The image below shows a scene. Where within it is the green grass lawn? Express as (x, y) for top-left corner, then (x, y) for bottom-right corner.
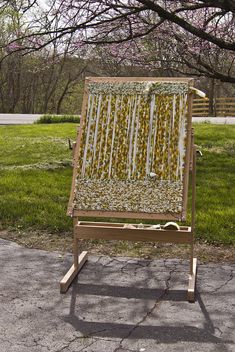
(0, 123), (234, 246)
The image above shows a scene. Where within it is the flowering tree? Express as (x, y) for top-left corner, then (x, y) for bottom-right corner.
(0, 1), (87, 113)
(2, 0), (235, 82)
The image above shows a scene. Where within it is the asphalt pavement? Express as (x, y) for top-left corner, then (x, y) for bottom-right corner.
(0, 238), (234, 352)
(0, 114), (41, 124)
(193, 117), (235, 124)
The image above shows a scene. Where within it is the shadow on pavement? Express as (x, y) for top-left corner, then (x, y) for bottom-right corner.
(63, 277), (231, 346)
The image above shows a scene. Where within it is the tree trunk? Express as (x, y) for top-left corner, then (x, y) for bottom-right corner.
(208, 78), (215, 116)
(56, 79), (71, 114)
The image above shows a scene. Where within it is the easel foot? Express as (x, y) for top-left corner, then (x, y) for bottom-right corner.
(187, 257), (197, 302)
(60, 251), (88, 293)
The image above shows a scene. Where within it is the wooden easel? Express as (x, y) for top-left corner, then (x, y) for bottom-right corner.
(60, 77), (198, 302)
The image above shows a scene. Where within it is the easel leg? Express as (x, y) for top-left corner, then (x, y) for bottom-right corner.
(187, 140), (197, 302)
(60, 220), (88, 293)
(187, 243), (197, 302)
(73, 232), (79, 268)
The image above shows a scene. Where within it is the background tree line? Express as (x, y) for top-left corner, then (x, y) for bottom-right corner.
(0, 0), (234, 115)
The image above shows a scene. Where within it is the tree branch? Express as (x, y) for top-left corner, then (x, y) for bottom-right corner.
(137, 0), (235, 51)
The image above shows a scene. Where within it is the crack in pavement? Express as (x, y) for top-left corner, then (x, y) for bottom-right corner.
(54, 329), (109, 352)
(76, 340), (97, 352)
(112, 264), (177, 352)
(92, 256), (103, 265)
(54, 336), (91, 352)
(0, 337), (50, 352)
(120, 259), (149, 275)
(213, 269), (233, 293)
(214, 326), (223, 338)
(113, 348), (141, 352)
(101, 257), (145, 274)
(103, 258), (119, 267)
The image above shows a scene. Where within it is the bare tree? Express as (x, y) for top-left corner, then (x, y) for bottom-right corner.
(3, 0), (234, 82)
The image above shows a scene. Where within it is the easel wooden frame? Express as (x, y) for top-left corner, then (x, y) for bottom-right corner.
(60, 77), (197, 302)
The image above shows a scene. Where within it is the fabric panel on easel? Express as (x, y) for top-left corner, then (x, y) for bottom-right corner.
(73, 81), (189, 214)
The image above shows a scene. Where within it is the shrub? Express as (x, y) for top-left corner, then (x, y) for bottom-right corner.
(35, 114), (80, 124)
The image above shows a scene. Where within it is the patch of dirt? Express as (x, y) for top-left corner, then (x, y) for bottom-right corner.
(0, 229), (234, 263)
(201, 141), (235, 156)
(0, 160), (72, 171)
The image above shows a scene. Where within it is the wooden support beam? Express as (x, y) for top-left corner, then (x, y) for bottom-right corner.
(187, 257), (197, 302)
(60, 251), (88, 293)
(76, 222), (193, 244)
(73, 209), (181, 221)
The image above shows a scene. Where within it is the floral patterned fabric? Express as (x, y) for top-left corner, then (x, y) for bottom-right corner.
(73, 80), (189, 215)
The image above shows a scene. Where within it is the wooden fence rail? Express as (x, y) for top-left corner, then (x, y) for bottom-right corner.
(192, 97), (235, 117)
(216, 98), (235, 117)
(192, 98), (209, 116)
